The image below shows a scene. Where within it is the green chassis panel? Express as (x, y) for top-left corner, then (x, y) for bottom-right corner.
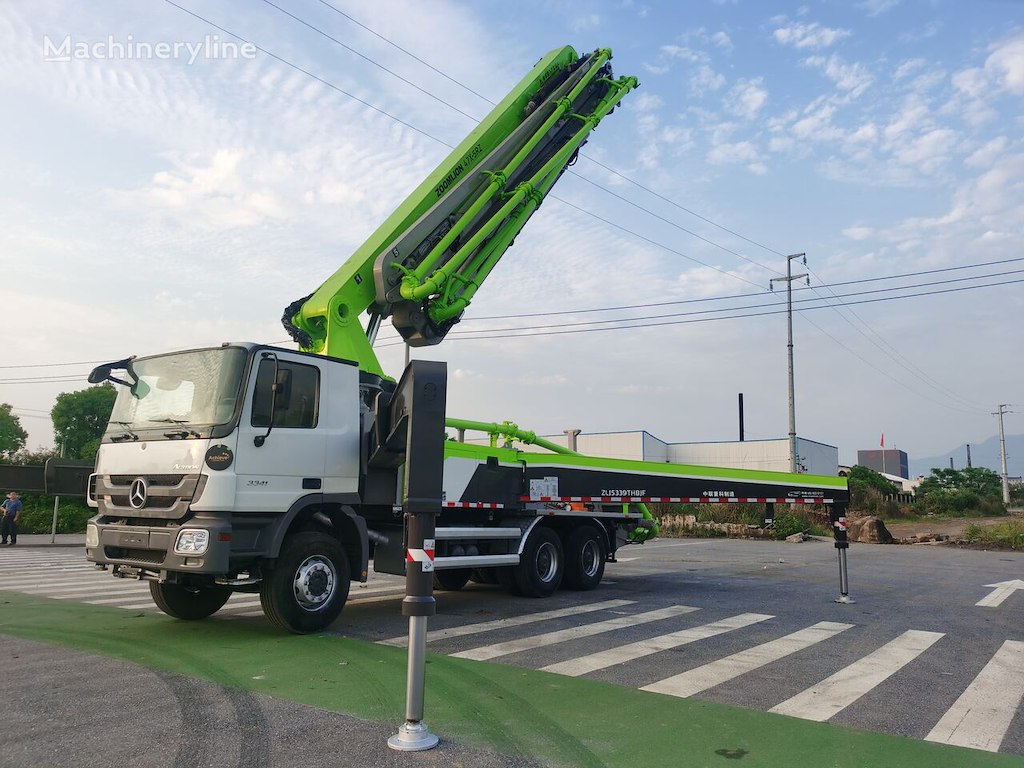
(443, 441), (849, 507)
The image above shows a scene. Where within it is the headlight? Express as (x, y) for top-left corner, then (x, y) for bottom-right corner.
(85, 523), (99, 548)
(174, 529), (210, 555)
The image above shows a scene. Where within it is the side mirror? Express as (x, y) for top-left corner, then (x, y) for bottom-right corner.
(88, 365), (111, 384)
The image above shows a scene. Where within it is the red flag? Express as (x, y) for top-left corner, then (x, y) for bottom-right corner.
(880, 433), (885, 448)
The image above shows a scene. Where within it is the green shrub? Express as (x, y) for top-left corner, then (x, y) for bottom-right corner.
(962, 521), (1024, 549)
(13, 493), (93, 534)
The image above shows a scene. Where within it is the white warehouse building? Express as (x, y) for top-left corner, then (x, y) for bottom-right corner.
(463, 429), (840, 476)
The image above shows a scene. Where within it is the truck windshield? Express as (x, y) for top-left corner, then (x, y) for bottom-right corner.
(107, 347), (248, 432)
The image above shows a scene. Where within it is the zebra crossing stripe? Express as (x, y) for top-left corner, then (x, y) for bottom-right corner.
(926, 640), (1024, 752)
(542, 612), (773, 677)
(642, 621), (854, 699)
(769, 629), (944, 721)
(378, 599), (636, 646)
(0, 573), (103, 588)
(15, 582), (146, 596)
(451, 605), (697, 661)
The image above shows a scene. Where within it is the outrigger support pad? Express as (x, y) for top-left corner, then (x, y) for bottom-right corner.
(830, 505), (855, 604)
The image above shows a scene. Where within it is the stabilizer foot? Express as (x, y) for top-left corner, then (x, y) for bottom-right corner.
(388, 721), (439, 752)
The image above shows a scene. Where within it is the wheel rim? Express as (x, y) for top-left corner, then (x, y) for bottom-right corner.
(292, 555), (336, 612)
(580, 539), (600, 578)
(535, 541), (559, 583)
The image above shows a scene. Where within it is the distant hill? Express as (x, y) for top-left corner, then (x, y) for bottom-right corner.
(908, 433), (1023, 479)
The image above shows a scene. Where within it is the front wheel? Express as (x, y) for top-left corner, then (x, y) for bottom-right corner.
(149, 581), (231, 620)
(260, 532), (351, 634)
(514, 526), (563, 597)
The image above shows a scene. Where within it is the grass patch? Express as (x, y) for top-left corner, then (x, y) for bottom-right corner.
(963, 521), (1024, 549)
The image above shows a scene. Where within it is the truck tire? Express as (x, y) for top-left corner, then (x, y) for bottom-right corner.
(562, 525), (606, 590)
(260, 532), (351, 634)
(149, 581), (231, 620)
(433, 568), (472, 591)
(514, 525), (563, 597)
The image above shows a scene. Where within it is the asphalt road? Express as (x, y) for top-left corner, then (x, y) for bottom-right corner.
(1, 535), (1022, 764)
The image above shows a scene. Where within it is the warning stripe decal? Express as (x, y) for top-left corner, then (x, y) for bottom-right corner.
(520, 496), (831, 504)
(443, 501), (505, 509)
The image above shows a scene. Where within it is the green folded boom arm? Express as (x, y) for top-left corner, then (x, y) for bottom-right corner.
(282, 46), (637, 379)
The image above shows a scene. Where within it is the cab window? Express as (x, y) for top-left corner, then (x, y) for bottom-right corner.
(251, 359), (319, 428)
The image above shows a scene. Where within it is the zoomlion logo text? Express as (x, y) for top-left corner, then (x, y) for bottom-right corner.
(434, 143), (483, 198)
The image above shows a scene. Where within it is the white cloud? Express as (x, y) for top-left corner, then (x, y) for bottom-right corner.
(707, 140), (766, 174)
(725, 77), (768, 119)
(571, 14), (602, 33)
(965, 136), (1008, 168)
(893, 58), (926, 80)
(842, 226), (874, 240)
(803, 54), (873, 96)
(712, 31), (733, 51)
(691, 64), (726, 94)
(773, 22), (851, 50)
(985, 33), (1024, 94)
(661, 45), (705, 63)
(857, 0), (900, 16)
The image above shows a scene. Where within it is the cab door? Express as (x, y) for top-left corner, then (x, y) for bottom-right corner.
(233, 352), (326, 512)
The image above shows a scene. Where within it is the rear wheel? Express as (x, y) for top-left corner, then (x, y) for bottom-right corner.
(149, 581), (231, 620)
(563, 525), (606, 590)
(514, 526), (563, 597)
(433, 568), (472, 591)
(260, 532), (350, 634)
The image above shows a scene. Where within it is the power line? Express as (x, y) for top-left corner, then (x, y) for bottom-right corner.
(374, 276), (1024, 343)
(242, 0), (998, 417)
(452, 256), (1024, 322)
(154, 1), (1012, 421)
(430, 268), (1024, 335)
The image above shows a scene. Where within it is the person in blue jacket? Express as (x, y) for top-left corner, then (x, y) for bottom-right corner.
(1, 491), (22, 545)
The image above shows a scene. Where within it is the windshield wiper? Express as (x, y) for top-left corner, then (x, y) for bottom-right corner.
(149, 418), (200, 439)
(109, 421), (139, 442)
(163, 429), (202, 439)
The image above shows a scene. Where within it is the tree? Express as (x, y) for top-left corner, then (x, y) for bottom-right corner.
(917, 467), (1003, 498)
(847, 465), (899, 516)
(0, 403), (28, 458)
(848, 465), (899, 495)
(51, 384), (116, 460)
(916, 466), (1005, 516)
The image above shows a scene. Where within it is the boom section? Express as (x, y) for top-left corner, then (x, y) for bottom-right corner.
(283, 46), (637, 378)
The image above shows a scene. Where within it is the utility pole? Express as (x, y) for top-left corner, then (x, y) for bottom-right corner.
(995, 404), (1011, 505)
(770, 253), (808, 474)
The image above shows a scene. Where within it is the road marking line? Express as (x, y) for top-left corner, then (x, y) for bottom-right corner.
(0, 572), (103, 587)
(14, 582), (147, 596)
(642, 621), (855, 699)
(542, 612), (773, 676)
(379, 599), (637, 646)
(451, 605), (697, 661)
(926, 640), (1024, 752)
(975, 580), (1024, 608)
(769, 629), (944, 721)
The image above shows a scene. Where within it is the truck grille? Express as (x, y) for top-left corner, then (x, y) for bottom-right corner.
(104, 547), (165, 565)
(109, 474), (184, 486)
(94, 474), (204, 520)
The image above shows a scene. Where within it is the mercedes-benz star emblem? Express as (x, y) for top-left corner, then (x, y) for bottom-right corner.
(129, 478), (148, 509)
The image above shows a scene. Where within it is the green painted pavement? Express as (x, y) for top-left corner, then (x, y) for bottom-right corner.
(0, 591), (1019, 768)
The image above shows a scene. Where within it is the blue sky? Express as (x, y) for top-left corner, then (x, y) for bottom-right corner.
(1, 0), (1021, 473)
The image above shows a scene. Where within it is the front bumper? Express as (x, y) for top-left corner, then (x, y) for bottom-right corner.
(86, 514), (232, 575)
